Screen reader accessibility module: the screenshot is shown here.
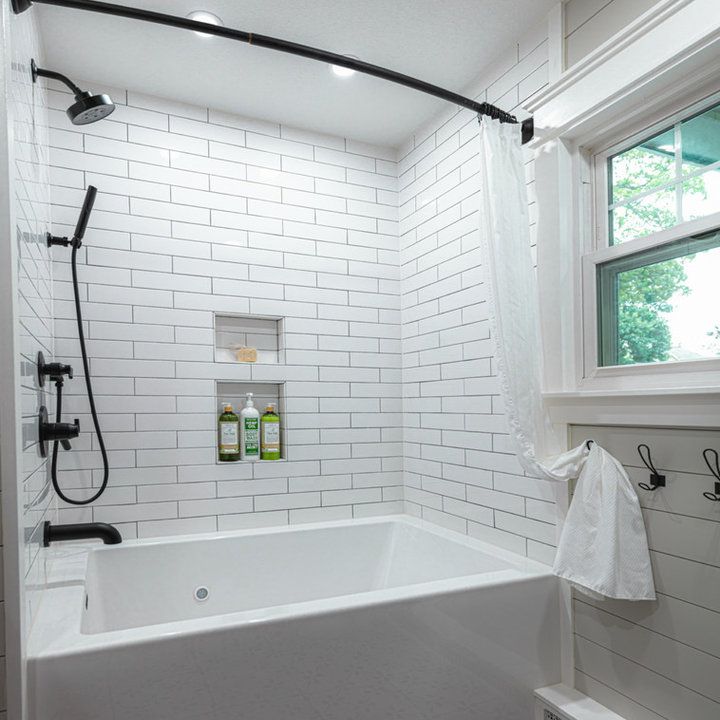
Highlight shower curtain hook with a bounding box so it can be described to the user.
[701,448,720,502]
[637,444,666,492]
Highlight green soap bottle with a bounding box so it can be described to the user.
[261,403,281,460]
[218,403,240,462]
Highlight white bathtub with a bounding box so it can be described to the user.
[28,515,561,720]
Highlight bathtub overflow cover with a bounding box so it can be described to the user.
[194,586,209,602]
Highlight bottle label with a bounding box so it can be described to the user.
[219,422,238,453]
[243,417,259,455]
[263,422,280,449]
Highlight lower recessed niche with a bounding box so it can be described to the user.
[216,381,286,462]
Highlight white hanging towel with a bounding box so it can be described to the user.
[553,443,656,601]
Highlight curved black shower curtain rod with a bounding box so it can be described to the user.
[12,0,534,144]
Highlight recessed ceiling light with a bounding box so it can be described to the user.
[330,55,359,78]
[187,10,223,37]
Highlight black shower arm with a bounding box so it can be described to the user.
[31,59,83,96]
[13,0,534,144]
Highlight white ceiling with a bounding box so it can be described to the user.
[36,0,554,147]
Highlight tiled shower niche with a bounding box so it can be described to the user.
[216,381,287,462]
[214,314,284,365]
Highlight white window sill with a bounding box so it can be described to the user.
[543,388,720,428]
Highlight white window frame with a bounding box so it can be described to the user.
[528,0,720,425]
[579,88,720,392]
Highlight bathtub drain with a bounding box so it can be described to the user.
[194,586,209,602]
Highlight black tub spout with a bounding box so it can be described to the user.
[43,521,122,546]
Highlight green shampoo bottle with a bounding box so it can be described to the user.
[261,403,281,460]
[218,403,240,461]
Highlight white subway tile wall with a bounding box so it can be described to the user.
[569,425,720,720]
[48,86,404,537]
[399,32,555,560]
[9,7,54,717]
[43,25,559,558]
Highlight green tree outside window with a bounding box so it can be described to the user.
[609,146,707,364]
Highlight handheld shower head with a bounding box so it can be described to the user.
[74,185,97,242]
[46,184,97,250]
[31,60,115,125]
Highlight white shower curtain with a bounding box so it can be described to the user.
[476,118,582,481]
[476,118,655,600]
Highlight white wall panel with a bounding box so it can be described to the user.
[564,0,660,67]
[569,424,720,720]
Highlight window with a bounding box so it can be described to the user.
[608,101,720,245]
[588,95,720,374]
[597,231,720,366]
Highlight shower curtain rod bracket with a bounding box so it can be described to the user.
[13,0,535,144]
[521,117,534,145]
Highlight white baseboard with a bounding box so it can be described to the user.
[535,685,626,720]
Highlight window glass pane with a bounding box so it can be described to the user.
[611,187,677,245]
[606,101,720,247]
[680,102,720,173]
[610,128,675,205]
[682,165,720,222]
[598,232,720,366]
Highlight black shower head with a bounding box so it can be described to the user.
[67,92,116,125]
[30,59,116,125]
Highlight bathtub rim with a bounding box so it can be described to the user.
[28,514,557,659]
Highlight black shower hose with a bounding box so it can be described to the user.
[50,242,109,505]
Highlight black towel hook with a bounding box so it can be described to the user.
[701,448,720,502]
[585,440,594,451]
[637,444,666,492]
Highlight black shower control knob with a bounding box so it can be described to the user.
[38,352,74,384]
[40,419,80,443]
[46,362,73,380]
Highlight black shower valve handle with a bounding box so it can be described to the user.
[62,420,80,450]
[40,419,80,444]
[62,419,80,450]
[38,409,80,458]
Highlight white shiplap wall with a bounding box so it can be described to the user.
[47,86,403,538]
[398,29,558,560]
[570,425,720,720]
